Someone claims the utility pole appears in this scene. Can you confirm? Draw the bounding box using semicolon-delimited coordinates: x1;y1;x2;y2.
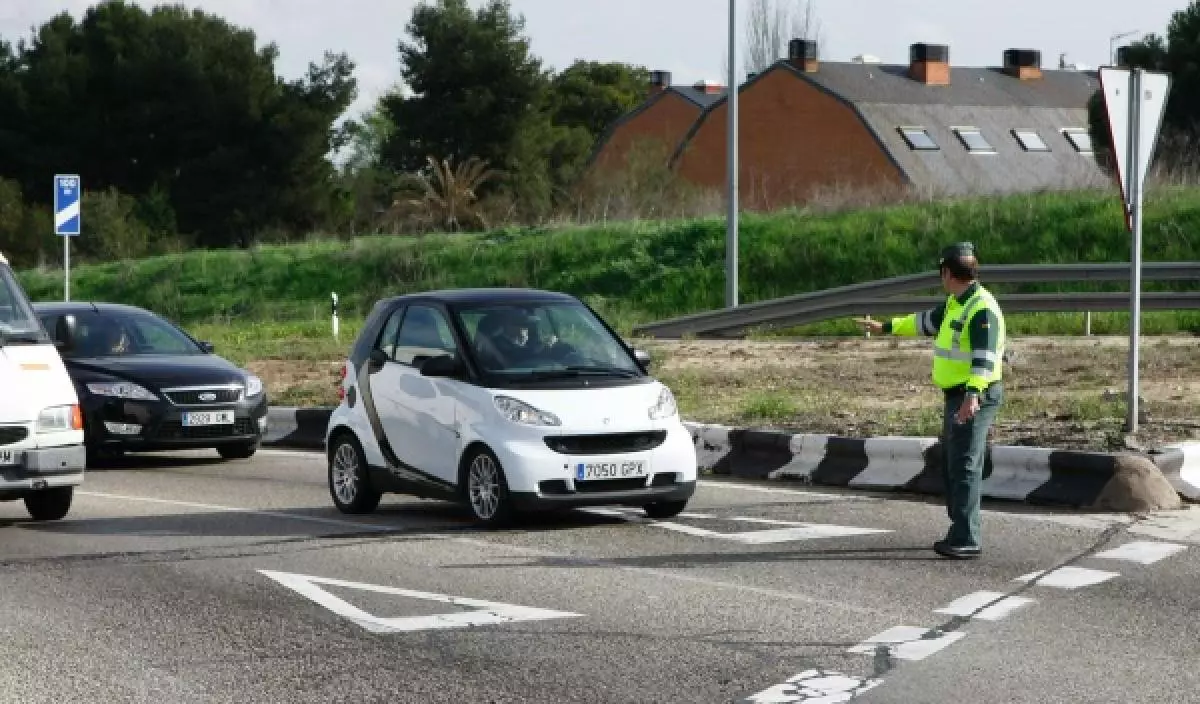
725;0;739;308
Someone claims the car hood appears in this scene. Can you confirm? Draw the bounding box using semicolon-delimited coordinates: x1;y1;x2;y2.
66;354;247;389
497;380;674;434
0;344;80;424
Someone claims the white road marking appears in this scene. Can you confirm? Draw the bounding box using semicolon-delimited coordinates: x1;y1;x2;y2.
696;480;871;501
77;490;396;533
258;570;581;633
932;591;1036;621
1014;566;1121;589
580;507;891;544
1092;540;1188;565
79;489;889;616
847;625;966;661
743;669;883;703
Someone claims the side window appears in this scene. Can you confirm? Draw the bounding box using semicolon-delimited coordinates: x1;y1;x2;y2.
375;307;405;361
39;314;59;341
393;305;458;366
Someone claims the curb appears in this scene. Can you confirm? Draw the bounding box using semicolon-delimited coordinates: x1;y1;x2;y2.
1148;443;1200;500
259;406;1188;510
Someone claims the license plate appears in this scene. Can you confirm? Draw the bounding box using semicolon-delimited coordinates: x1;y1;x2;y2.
182;410;235;427
0;449;18;467
575;460;648;481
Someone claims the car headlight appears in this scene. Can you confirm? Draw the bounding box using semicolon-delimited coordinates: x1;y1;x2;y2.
244;373;264;398
493;396;561;426
38;405;82;433
86;381;158;401
648;386;677;420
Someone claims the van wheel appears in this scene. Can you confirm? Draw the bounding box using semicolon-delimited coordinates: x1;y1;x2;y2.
25;487;73;521
644;500;687;520
463;447;515;529
328;433;381;514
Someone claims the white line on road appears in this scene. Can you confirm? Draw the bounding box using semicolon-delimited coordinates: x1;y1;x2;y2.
932;590;1036;622
847;625;966;661
1092;540;1189;565
1014;566;1121;589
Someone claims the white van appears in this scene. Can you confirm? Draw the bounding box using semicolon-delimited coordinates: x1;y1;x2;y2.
0;252;86;520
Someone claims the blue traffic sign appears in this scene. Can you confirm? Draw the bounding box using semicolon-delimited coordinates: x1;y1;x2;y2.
54;174;81;237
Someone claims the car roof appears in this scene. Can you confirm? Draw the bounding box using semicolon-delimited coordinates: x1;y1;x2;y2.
30;301;156;316
379;287;582;307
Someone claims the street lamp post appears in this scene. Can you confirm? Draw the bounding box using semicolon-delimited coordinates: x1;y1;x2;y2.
726;0;738;309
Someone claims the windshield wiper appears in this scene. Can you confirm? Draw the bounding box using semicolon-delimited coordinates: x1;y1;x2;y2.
528;365;640;379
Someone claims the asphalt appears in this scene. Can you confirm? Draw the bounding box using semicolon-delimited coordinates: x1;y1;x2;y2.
0;447;1197;703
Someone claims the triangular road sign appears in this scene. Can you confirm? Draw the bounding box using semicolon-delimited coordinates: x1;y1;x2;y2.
1099;67;1171;229
259;570;583;633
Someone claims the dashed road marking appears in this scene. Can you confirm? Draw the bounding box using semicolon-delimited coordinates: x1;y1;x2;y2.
581;507;891;544
1014;566;1121;589
932;590;1036;621
847;625;966;661
1092;540;1188;565
742;669;883;703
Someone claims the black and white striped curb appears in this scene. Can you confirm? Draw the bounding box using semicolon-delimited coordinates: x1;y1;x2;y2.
1148;442;1200;501
259;407;1186;508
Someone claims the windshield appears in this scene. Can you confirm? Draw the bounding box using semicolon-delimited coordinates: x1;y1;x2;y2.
453;301;642;378
52;309;203;358
0;263;48;344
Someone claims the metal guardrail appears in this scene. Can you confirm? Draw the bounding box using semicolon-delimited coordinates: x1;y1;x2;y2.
632;262;1200;338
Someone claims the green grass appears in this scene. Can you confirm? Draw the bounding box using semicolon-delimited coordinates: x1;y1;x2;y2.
15;185;1200;335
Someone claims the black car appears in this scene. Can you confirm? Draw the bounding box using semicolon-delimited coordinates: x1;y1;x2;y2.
33;302;268;463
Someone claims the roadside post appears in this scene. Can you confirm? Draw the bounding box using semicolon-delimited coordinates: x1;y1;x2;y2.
53;174;81;301
1098;66;1171;433
332;292;339;342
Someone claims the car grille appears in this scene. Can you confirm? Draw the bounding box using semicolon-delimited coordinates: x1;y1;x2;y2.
544;430;667;455
0;426;28;447
163;388;243;405
573;478;649;493
157;419;256;440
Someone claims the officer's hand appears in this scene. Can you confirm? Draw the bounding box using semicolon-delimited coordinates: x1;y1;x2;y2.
955;394;980;424
853;317;883;334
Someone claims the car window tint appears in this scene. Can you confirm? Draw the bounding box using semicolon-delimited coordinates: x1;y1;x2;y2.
393;305;457;366
64;311;201;357
376;307;405;361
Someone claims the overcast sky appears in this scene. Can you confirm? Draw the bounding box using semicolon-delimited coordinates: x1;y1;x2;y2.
0;0;1186;122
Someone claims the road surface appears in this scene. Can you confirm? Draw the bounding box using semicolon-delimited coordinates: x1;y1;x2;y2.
0;447;1196;703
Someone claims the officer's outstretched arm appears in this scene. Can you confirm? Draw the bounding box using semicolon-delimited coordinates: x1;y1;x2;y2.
882;303;946;337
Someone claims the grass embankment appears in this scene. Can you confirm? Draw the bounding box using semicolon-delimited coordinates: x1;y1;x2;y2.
16;186;1200;337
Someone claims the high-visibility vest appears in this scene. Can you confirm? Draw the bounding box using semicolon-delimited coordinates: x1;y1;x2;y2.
932;285;1006;390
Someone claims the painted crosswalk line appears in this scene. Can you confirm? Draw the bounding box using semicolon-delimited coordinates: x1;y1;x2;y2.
743;669;883;704
1091;540;1188;565
846;625;966;661
932;590;1036;621
1014;566;1120;589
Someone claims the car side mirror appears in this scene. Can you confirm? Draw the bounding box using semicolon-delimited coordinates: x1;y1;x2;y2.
54;315;77;352
368;348;389;373
420;354;463;378
633;348;652;369
199;340;215;353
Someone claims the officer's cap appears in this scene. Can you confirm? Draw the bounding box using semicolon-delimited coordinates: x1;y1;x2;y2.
938;242;975;266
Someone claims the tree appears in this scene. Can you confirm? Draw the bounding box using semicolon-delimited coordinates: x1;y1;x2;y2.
379;0;546;182
743;0;822;76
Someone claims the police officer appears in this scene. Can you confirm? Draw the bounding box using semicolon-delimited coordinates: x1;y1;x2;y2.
856;242;1006;559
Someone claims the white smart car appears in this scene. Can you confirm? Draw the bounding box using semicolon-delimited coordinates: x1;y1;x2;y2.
324;288;697;527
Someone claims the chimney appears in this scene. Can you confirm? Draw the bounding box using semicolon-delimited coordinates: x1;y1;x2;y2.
693;80;723;94
1002;48;1042;80
909;43;950;85
648;70;671;97
788;38;819;72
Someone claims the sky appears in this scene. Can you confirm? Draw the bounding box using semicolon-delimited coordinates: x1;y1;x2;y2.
0;0;1187;124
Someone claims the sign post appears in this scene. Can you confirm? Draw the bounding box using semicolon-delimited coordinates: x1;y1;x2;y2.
1098;67;1171;433
53;174;81;301
331;292;339;341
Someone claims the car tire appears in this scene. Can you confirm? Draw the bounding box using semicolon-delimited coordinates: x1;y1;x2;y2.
462;447;515;529
643;500;688;520
218;441;258;460
328;433;381;514
24;487;73;521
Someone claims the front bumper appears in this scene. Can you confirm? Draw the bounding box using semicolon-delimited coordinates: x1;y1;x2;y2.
490;421;699;511
82;390;269;452
0;445;86;492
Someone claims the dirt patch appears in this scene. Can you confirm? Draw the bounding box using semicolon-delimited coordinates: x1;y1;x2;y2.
250;335;1200;452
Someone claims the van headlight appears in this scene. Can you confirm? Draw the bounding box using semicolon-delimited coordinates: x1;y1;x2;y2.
244;373;264;398
38;405;82;433
493;396;561;426
648;387;677;420
87;381;158;401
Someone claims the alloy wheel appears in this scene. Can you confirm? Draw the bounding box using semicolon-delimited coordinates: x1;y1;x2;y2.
468;453;501;520
332;442;359;505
